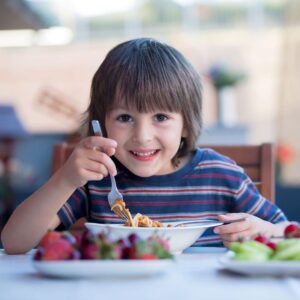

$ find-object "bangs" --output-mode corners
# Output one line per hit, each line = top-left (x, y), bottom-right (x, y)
(106, 40), (191, 113)
(113, 73), (183, 113)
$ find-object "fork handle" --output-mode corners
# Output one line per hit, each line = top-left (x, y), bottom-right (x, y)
(91, 120), (103, 136)
(110, 174), (117, 189)
(92, 120), (118, 180)
(174, 217), (247, 227)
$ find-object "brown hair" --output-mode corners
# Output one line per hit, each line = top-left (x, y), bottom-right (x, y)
(84, 38), (202, 166)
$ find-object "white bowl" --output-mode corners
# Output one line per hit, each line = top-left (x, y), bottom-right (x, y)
(85, 221), (221, 254)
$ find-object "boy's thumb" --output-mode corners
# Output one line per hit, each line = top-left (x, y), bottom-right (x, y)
(106, 147), (116, 156)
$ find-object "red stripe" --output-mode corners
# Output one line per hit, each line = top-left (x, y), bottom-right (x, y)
(62, 204), (74, 222)
(249, 197), (263, 214)
(237, 192), (253, 211)
(72, 194), (81, 206)
(236, 178), (251, 197)
(92, 200), (109, 205)
(92, 199), (230, 206)
(91, 215), (122, 220)
(262, 202), (272, 219)
(271, 210), (282, 222)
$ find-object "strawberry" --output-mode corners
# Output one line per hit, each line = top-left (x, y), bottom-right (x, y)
(266, 241), (277, 251)
(254, 235), (270, 245)
(284, 223), (300, 238)
(42, 239), (73, 260)
(124, 245), (139, 259)
(39, 231), (62, 248)
(81, 230), (95, 245)
(254, 235), (277, 250)
(121, 246), (131, 259)
(81, 243), (100, 259)
(33, 229), (174, 261)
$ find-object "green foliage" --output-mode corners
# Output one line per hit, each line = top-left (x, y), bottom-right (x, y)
(208, 65), (246, 90)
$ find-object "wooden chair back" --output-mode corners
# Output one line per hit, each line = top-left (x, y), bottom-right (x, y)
(52, 142), (275, 202)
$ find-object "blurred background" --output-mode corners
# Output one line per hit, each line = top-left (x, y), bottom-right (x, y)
(0, 0), (300, 230)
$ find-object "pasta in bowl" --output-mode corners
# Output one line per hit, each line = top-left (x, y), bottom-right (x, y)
(90, 198), (222, 253)
(85, 220), (221, 254)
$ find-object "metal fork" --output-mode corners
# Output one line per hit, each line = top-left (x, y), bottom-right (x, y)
(91, 120), (129, 222)
(173, 217), (247, 227)
(107, 174), (129, 221)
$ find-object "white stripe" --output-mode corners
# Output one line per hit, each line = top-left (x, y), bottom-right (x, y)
(248, 195), (265, 215)
(270, 211), (285, 223)
(236, 178), (251, 197)
(78, 186), (88, 201)
(89, 184), (238, 196)
(77, 187), (89, 215)
(62, 203), (75, 224)
(195, 160), (243, 172)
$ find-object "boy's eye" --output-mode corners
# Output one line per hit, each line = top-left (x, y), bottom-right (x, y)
(117, 114), (132, 122)
(154, 114), (168, 122)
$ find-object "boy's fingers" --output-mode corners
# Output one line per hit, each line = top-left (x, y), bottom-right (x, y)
(217, 213), (248, 222)
(214, 218), (250, 234)
(221, 229), (253, 242)
(82, 136), (117, 150)
(105, 147), (116, 157)
(81, 158), (109, 175)
(99, 146), (116, 157)
(86, 149), (117, 176)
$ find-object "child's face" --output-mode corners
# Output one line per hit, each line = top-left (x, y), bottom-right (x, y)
(105, 107), (187, 177)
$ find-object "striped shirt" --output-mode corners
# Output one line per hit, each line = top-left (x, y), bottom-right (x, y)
(58, 148), (287, 246)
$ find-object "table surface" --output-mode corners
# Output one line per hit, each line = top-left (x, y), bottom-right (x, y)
(1, 247), (300, 300)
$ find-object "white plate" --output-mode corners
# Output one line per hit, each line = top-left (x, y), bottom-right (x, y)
(220, 252), (300, 276)
(32, 259), (174, 278)
(85, 221), (221, 254)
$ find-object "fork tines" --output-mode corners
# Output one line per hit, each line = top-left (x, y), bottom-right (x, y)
(113, 207), (129, 222)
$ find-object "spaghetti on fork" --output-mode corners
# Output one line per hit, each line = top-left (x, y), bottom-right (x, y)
(111, 199), (163, 227)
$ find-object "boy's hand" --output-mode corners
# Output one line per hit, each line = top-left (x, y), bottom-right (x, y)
(57, 136), (118, 190)
(214, 213), (276, 248)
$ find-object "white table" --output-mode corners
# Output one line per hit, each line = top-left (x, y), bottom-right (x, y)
(1, 248), (300, 300)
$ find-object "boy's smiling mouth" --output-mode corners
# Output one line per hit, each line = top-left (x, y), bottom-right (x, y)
(129, 149), (160, 161)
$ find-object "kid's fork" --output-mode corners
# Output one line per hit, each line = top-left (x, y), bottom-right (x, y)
(107, 174), (129, 221)
(91, 120), (129, 222)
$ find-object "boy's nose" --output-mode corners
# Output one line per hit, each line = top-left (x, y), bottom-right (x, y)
(132, 121), (153, 144)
